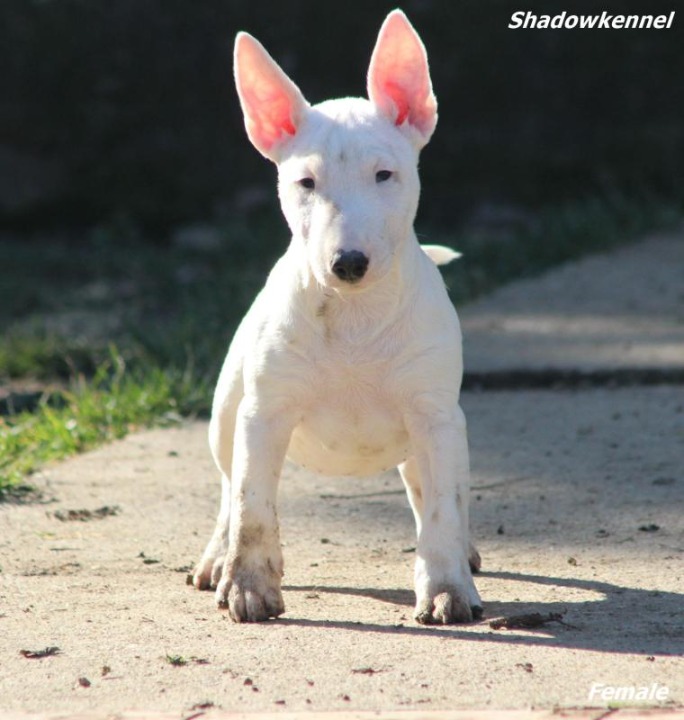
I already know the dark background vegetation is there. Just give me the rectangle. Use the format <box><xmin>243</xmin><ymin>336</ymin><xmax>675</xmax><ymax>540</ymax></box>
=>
<box><xmin>2</xmin><ymin>0</ymin><xmax>684</xmax><ymax>236</ymax></box>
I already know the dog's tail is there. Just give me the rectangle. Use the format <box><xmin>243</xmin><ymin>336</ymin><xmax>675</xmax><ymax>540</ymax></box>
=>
<box><xmin>420</xmin><ymin>244</ymin><xmax>462</xmax><ymax>266</ymax></box>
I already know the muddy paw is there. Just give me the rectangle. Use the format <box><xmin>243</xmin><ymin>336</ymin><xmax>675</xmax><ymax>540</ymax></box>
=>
<box><xmin>192</xmin><ymin>554</ymin><xmax>225</xmax><ymax>591</ymax></box>
<box><xmin>215</xmin><ymin>561</ymin><xmax>284</xmax><ymax>622</ymax></box>
<box><xmin>414</xmin><ymin>584</ymin><xmax>479</xmax><ymax>625</ymax></box>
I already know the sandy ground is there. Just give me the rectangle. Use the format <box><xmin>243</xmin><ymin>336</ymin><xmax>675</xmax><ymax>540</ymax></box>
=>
<box><xmin>1</xmin><ymin>387</ymin><xmax>682</xmax><ymax>715</ymax></box>
<box><xmin>461</xmin><ymin>232</ymin><xmax>684</xmax><ymax>372</ymax></box>
<box><xmin>1</xmin><ymin>234</ymin><xmax>683</xmax><ymax>716</ymax></box>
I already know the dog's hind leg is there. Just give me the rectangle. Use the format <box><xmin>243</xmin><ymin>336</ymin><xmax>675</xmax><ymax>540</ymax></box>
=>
<box><xmin>399</xmin><ymin>457</ymin><xmax>424</xmax><ymax>534</ymax></box>
<box><xmin>193</xmin><ymin>470</ymin><xmax>232</xmax><ymax>590</ymax></box>
<box><xmin>192</xmin><ymin>354</ymin><xmax>244</xmax><ymax>591</ymax></box>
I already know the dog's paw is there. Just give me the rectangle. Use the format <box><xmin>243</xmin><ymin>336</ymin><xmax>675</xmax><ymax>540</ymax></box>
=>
<box><xmin>192</xmin><ymin>553</ymin><xmax>225</xmax><ymax>591</ymax></box>
<box><xmin>414</xmin><ymin>584</ymin><xmax>481</xmax><ymax>625</ymax></box>
<box><xmin>215</xmin><ymin>559</ymin><xmax>284</xmax><ymax>622</ymax></box>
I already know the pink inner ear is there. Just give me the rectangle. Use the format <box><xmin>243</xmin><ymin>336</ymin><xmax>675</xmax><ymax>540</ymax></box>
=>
<box><xmin>380</xmin><ymin>80</ymin><xmax>411</xmax><ymax>127</ymax></box>
<box><xmin>241</xmin><ymin>74</ymin><xmax>297</xmax><ymax>150</ymax></box>
<box><xmin>235</xmin><ymin>33</ymin><xmax>304</xmax><ymax>156</ymax></box>
<box><xmin>368</xmin><ymin>11</ymin><xmax>437</xmax><ymax>142</ymax></box>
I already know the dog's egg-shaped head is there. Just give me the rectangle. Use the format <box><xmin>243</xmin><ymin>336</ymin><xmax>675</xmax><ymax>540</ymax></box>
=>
<box><xmin>234</xmin><ymin>10</ymin><xmax>437</xmax><ymax>291</ymax></box>
<box><xmin>277</xmin><ymin>99</ymin><xmax>422</xmax><ymax>290</ymax></box>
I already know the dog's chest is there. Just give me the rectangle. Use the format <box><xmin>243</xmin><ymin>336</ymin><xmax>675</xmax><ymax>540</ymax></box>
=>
<box><xmin>287</xmin><ymin>356</ymin><xmax>411</xmax><ymax>476</ymax></box>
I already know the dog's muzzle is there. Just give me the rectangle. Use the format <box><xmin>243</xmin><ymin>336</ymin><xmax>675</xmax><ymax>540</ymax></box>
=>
<box><xmin>331</xmin><ymin>250</ymin><xmax>369</xmax><ymax>283</ymax></box>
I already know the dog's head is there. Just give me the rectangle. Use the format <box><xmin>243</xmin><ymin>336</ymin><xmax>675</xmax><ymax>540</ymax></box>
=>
<box><xmin>234</xmin><ymin>10</ymin><xmax>437</xmax><ymax>292</ymax></box>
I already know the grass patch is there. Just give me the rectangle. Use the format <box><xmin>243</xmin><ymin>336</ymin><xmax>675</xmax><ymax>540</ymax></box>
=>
<box><xmin>0</xmin><ymin>333</ymin><xmax>98</xmax><ymax>380</ymax></box>
<box><xmin>0</xmin><ymin>349</ymin><xmax>209</xmax><ymax>497</ymax></box>
<box><xmin>0</xmin><ymin>193</ymin><xmax>680</xmax><ymax>497</ymax></box>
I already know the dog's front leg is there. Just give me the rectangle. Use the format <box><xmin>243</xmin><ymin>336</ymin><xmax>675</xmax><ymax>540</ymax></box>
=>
<box><xmin>215</xmin><ymin>398</ymin><xmax>295</xmax><ymax>622</ymax></box>
<box><xmin>399</xmin><ymin>458</ymin><xmax>482</xmax><ymax>574</ymax></box>
<box><xmin>405</xmin><ymin>401</ymin><xmax>482</xmax><ymax>624</ymax></box>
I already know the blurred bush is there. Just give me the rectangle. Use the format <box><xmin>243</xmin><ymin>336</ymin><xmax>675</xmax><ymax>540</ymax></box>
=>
<box><xmin>1</xmin><ymin>0</ymin><xmax>683</xmax><ymax>235</ymax></box>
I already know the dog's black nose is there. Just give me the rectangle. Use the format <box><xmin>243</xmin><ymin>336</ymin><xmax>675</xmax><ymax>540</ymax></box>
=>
<box><xmin>331</xmin><ymin>250</ymin><xmax>369</xmax><ymax>282</ymax></box>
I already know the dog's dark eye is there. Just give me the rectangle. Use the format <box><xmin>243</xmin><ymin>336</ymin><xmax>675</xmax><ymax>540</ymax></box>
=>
<box><xmin>376</xmin><ymin>170</ymin><xmax>393</xmax><ymax>183</ymax></box>
<box><xmin>298</xmin><ymin>177</ymin><xmax>315</xmax><ymax>190</ymax></box>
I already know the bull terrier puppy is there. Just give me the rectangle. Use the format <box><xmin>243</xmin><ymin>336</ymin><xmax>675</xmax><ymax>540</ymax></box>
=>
<box><xmin>193</xmin><ymin>9</ymin><xmax>482</xmax><ymax>624</ymax></box>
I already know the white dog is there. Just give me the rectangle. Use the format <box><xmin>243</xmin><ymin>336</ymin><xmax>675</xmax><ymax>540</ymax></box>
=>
<box><xmin>193</xmin><ymin>9</ymin><xmax>482</xmax><ymax>624</ymax></box>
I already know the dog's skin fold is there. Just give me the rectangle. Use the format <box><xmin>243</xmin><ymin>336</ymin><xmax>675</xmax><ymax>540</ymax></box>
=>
<box><xmin>192</xmin><ymin>9</ymin><xmax>482</xmax><ymax>625</ymax></box>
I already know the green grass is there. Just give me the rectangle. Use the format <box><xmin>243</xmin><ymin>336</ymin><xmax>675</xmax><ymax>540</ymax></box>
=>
<box><xmin>165</xmin><ymin>654</ymin><xmax>188</xmax><ymax>667</ymax></box>
<box><xmin>0</xmin><ymin>348</ymin><xmax>209</xmax><ymax>497</ymax></box>
<box><xmin>0</xmin><ymin>333</ymin><xmax>98</xmax><ymax>380</ymax></box>
<box><xmin>0</xmin><ymin>193</ymin><xmax>681</xmax><ymax>497</ymax></box>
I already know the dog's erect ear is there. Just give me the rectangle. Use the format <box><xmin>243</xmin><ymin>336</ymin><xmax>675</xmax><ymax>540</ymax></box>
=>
<box><xmin>234</xmin><ymin>32</ymin><xmax>309</xmax><ymax>161</ymax></box>
<box><xmin>367</xmin><ymin>10</ymin><xmax>437</xmax><ymax>149</ymax></box>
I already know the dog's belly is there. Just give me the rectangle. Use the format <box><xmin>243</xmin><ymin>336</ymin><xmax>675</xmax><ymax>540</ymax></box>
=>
<box><xmin>287</xmin><ymin>400</ymin><xmax>411</xmax><ymax>476</ymax></box>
